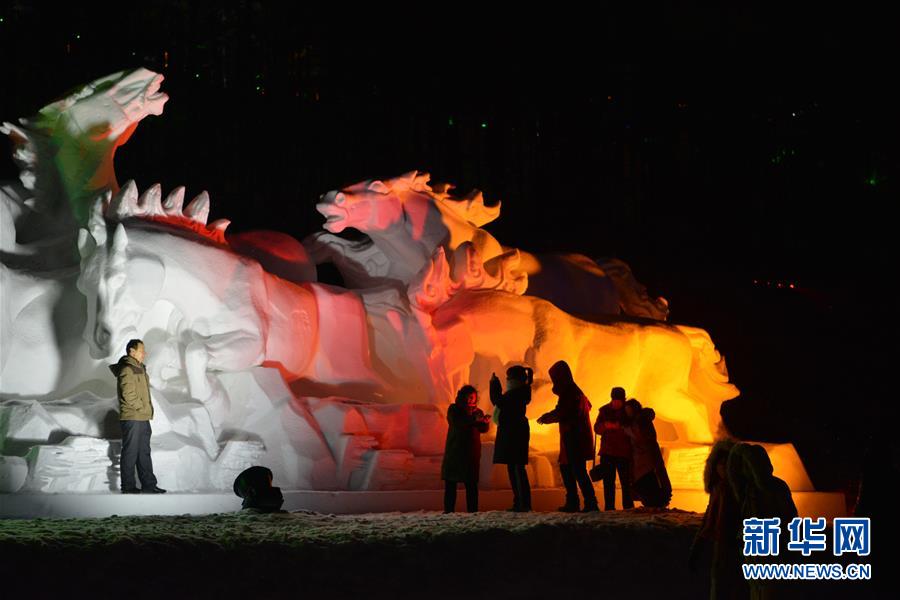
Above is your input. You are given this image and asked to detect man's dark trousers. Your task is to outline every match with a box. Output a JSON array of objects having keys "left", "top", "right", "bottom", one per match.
[
  {"left": 120, "top": 420, "right": 157, "bottom": 490},
  {"left": 600, "top": 454, "right": 634, "bottom": 510}
]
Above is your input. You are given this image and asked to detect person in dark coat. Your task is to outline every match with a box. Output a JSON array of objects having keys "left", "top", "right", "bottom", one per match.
[
  {"left": 727, "top": 443, "right": 798, "bottom": 600},
  {"left": 623, "top": 398, "right": 672, "bottom": 508},
  {"left": 441, "top": 384, "right": 491, "bottom": 513},
  {"left": 490, "top": 365, "right": 533, "bottom": 512},
  {"left": 728, "top": 443, "right": 797, "bottom": 527},
  {"left": 689, "top": 440, "right": 747, "bottom": 600},
  {"left": 537, "top": 360, "right": 599, "bottom": 512},
  {"left": 594, "top": 386, "right": 633, "bottom": 510}
]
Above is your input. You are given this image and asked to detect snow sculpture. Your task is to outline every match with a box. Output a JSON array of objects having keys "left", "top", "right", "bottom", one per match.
[
  {"left": 306, "top": 171, "right": 669, "bottom": 321},
  {"left": 1, "top": 69, "right": 171, "bottom": 399},
  {"left": 406, "top": 248, "right": 735, "bottom": 443},
  {"left": 2, "top": 68, "right": 798, "bottom": 501},
  {"left": 2, "top": 68, "right": 168, "bottom": 230}
]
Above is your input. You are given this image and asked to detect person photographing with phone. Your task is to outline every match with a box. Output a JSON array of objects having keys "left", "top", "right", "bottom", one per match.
[
  {"left": 594, "top": 387, "right": 634, "bottom": 510},
  {"left": 489, "top": 366, "right": 534, "bottom": 512}
]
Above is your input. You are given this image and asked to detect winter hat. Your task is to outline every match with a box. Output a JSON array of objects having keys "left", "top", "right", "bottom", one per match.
[{"left": 506, "top": 365, "right": 534, "bottom": 385}]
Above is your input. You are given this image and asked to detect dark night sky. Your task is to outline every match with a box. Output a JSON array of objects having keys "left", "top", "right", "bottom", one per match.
[{"left": 1, "top": 3, "right": 897, "bottom": 492}]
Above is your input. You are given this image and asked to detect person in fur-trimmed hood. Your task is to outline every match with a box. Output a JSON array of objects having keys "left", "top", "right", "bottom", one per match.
[
  {"left": 728, "top": 443, "right": 797, "bottom": 600},
  {"left": 689, "top": 440, "right": 746, "bottom": 600}
]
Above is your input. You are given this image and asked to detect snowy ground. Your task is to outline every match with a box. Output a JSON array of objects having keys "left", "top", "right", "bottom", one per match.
[{"left": 0, "top": 509, "right": 880, "bottom": 599}]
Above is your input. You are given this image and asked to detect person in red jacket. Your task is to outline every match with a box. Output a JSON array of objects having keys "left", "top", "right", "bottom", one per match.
[
  {"left": 594, "top": 387, "right": 634, "bottom": 510},
  {"left": 537, "top": 360, "right": 599, "bottom": 512}
]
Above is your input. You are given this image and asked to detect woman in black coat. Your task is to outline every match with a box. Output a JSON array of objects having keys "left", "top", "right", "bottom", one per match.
[
  {"left": 441, "top": 384, "right": 491, "bottom": 513},
  {"left": 490, "top": 365, "right": 533, "bottom": 512}
]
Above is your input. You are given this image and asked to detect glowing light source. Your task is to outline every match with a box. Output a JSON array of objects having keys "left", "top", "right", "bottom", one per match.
[
  {"left": 865, "top": 171, "right": 883, "bottom": 187},
  {"left": 481, "top": 122, "right": 487, "bottom": 129}
]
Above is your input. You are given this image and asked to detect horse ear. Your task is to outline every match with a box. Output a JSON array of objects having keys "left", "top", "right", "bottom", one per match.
[
  {"left": 110, "top": 222, "right": 129, "bottom": 270},
  {"left": 411, "top": 171, "right": 432, "bottom": 192},
  {"left": 367, "top": 180, "right": 390, "bottom": 194},
  {"left": 77, "top": 228, "right": 96, "bottom": 259},
  {"left": 87, "top": 191, "right": 109, "bottom": 246}
]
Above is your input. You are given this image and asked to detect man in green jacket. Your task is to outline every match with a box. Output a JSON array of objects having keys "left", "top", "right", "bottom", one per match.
[{"left": 111, "top": 339, "right": 166, "bottom": 494}]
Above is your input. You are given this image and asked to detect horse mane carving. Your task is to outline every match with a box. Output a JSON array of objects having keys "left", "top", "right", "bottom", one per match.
[
  {"left": 381, "top": 170, "right": 501, "bottom": 227},
  {"left": 86, "top": 179, "right": 230, "bottom": 246}
]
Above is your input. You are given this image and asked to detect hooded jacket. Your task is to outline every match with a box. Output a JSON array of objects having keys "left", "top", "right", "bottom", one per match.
[
  {"left": 542, "top": 361, "right": 594, "bottom": 464},
  {"left": 109, "top": 355, "right": 154, "bottom": 421},
  {"left": 727, "top": 443, "right": 798, "bottom": 523}
]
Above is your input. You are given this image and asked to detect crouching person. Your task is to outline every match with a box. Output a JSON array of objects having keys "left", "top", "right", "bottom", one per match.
[{"left": 234, "top": 466, "right": 284, "bottom": 512}]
